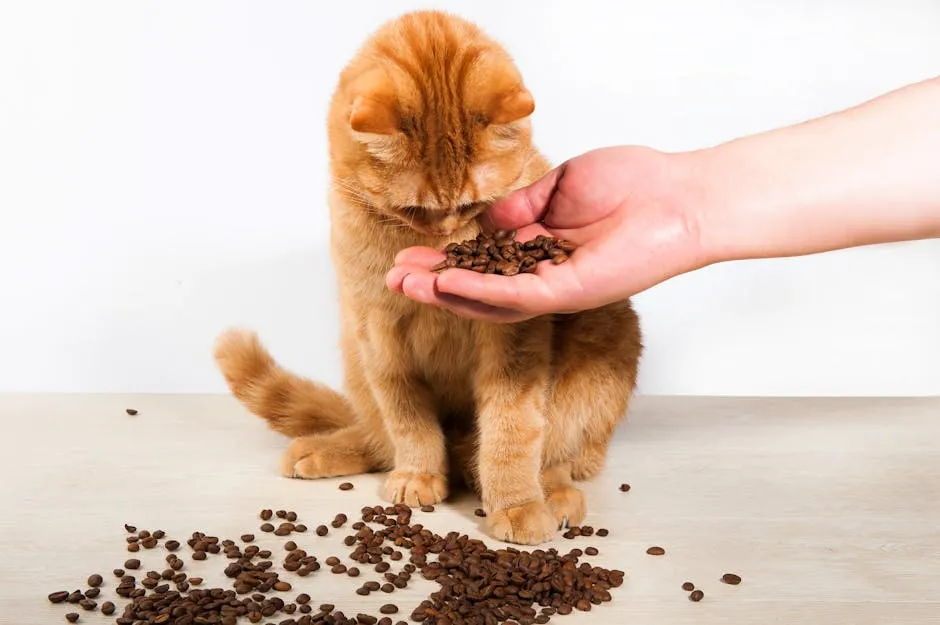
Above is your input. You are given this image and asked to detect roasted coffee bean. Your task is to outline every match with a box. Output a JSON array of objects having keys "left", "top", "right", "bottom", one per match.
[
  {"left": 339, "top": 482, "right": 354, "bottom": 491},
  {"left": 188, "top": 577, "right": 203, "bottom": 585},
  {"left": 584, "top": 546, "right": 599, "bottom": 556},
  {"left": 357, "top": 615, "right": 377, "bottom": 625},
  {"left": 125, "top": 408, "right": 138, "bottom": 415},
  {"left": 67, "top": 590, "right": 83, "bottom": 603},
  {"left": 596, "top": 528, "right": 609, "bottom": 537},
  {"left": 355, "top": 587, "right": 370, "bottom": 596},
  {"left": 473, "top": 508, "right": 486, "bottom": 517},
  {"left": 332, "top": 514, "right": 348, "bottom": 528},
  {"left": 260, "top": 509, "right": 273, "bottom": 520},
  {"left": 123, "top": 523, "right": 136, "bottom": 533},
  {"left": 347, "top": 567, "right": 360, "bottom": 577},
  {"left": 100, "top": 601, "right": 115, "bottom": 615},
  {"left": 274, "top": 581, "right": 292, "bottom": 591},
  {"left": 320, "top": 604, "right": 335, "bottom": 612},
  {"left": 258, "top": 549, "right": 272, "bottom": 558},
  {"left": 192, "top": 550, "right": 207, "bottom": 560},
  {"left": 141, "top": 537, "right": 158, "bottom": 549},
  {"left": 65, "top": 613, "right": 80, "bottom": 622},
  {"left": 85, "top": 574, "right": 102, "bottom": 588},
  {"left": 286, "top": 511, "right": 298, "bottom": 522},
  {"left": 682, "top": 582, "right": 695, "bottom": 591},
  {"left": 78, "top": 599, "right": 96, "bottom": 611},
  {"left": 690, "top": 590, "right": 705, "bottom": 602},
  {"left": 294, "top": 524, "right": 307, "bottom": 533},
  {"left": 124, "top": 558, "right": 140, "bottom": 569},
  {"left": 48, "top": 591, "right": 69, "bottom": 603},
  {"left": 112, "top": 568, "right": 124, "bottom": 577},
  {"left": 646, "top": 546, "right": 666, "bottom": 556},
  {"left": 260, "top": 523, "right": 275, "bottom": 533},
  {"left": 276, "top": 509, "right": 287, "bottom": 519},
  {"left": 84, "top": 588, "right": 100, "bottom": 599},
  {"left": 620, "top": 483, "right": 631, "bottom": 492},
  {"left": 419, "top": 505, "right": 434, "bottom": 512},
  {"left": 722, "top": 573, "right": 742, "bottom": 585},
  {"left": 284, "top": 541, "right": 297, "bottom": 551},
  {"left": 379, "top": 604, "right": 398, "bottom": 614},
  {"left": 381, "top": 583, "right": 395, "bottom": 593},
  {"left": 152, "top": 530, "right": 165, "bottom": 539},
  {"left": 375, "top": 561, "right": 390, "bottom": 573},
  {"left": 331, "top": 564, "right": 347, "bottom": 574},
  {"left": 344, "top": 535, "right": 356, "bottom": 546},
  {"left": 364, "top": 581, "right": 381, "bottom": 592},
  {"left": 126, "top": 542, "right": 139, "bottom": 552},
  {"left": 296, "top": 593, "right": 310, "bottom": 604},
  {"left": 316, "top": 525, "right": 329, "bottom": 536}
]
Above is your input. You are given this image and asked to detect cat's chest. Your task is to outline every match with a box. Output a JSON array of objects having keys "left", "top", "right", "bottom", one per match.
[{"left": 404, "top": 303, "right": 477, "bottom": 379}]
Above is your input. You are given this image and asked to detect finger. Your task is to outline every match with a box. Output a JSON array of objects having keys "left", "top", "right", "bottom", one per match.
[
  {"left": 400, "top": 272, "right": 533, "bottom": 323},
  {"left": 393, "top": 246, "right": 444, "bottom": 266},
  {"left": 483, "top": 162, "right": 568, "bottom": 231},
  {"left": 435, "top": 268, "right": 561, "bottom": 315}
]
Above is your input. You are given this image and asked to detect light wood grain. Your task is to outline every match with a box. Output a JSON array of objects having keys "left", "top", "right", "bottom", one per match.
[{"left": 2, "top": 394, "right": 938, "bottom": 624}]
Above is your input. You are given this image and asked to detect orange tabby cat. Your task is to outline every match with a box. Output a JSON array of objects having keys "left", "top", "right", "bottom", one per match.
[{"left": 214, "top": 10, "right": 642, "bottom": 545}]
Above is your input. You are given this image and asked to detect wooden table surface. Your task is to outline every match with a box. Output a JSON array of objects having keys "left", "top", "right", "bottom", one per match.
[{"left": 2, "top": 394, "right": 938, "bottom": 625}]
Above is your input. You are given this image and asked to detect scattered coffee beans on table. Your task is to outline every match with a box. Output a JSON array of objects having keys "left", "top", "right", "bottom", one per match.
[{"left": 430, "top": 230, "right": 577, "bottom": 276}]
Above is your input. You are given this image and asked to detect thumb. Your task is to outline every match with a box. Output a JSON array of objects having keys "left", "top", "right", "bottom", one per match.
[{"left": 483, "top": 162, "right": 568, "bottom": 231}]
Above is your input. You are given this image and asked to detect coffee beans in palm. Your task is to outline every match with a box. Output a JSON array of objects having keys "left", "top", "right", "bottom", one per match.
[{"left": 431, "top": 230, "right": 577, "bottom": 275}]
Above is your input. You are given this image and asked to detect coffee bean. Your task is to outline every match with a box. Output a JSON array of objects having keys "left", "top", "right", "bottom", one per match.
[
  {"left": 381, "top": 583, "right": 395, "bottom": 593},
  {"left": 331, "top": 564, "right": 347, "bottom": 574},
  {"left": 690, "top": 590, "right": 705, "bottom": 602},
  {"left": 84, "top": 588, "right": 100, "bottom": 599},
  {"left": 380, "top": 604, "right": 398, "bottom": 614},
  {"left": 65, "top": 613, "right": 80, "bottom": 622},
  {"left": 48, "top": 591, "right": 69, "bottom": 603},
  {"left": 274, "top": 581, "right": 292, "bottom": 591},
  {"left": 473, "top": 508, "right": 486, "bottom": 517},
  {"left": 339, "top": 482, "right": 354, "bottom": 491},
  {"left": 620, "top": 483, "right": 631, "bottom": 492},
  {"left": 320, "top": 604, "right": 335, "bottom": 612},
  {"left": 357, "top": 615, "right": 377, "bottom": 625},
  {"left": 355, "top": 587, "right": 370, "bottom": 596},
  {"left": 101, "top": 601, "right": 115, "bottom": 615},
  {"left": 722, "top": 573, "right": 742, "bottom": 585},
  {"left": 125, "top": 408, "right": 138, "bottom": 415},
  {"left": 294, "top": 524, "right": 307, "bottom": 533},
  {"left": 364, "top": 581, "right": 381, "bottom": 591},
  {"left": 260, "top": 509, "right": 273, "bottom": 520},
  {"left": 192, "top": 550, "right": 207, "bottom": 560},
  {"left": 332, "top": 513, "right": 348, "bottom": 528},
  {"left": 126, "top": 543, "right": 139, "bottom": 552},
  {"left": 347, "top": 567, "right": 360, "bottom": 577},
  {"left": 124, "top": 559, "right": 140, "bottom": 569},
  {"left": 296, "top": 593, "right": 310, "bottom": 604},
  {"left": 596, "top": 528, "right": 609, "bottom": 537},
  {"left": 316, "top": 525, "right": 329, "bottom": 536},
  {"left": 682, "top": 582, "right": 695, "bottom": 591},
  {"left": 420, "top": 505, "right": 434, "bottom": 512},
  {"left": 284, "top": 541, "right": 297, "bottom": 551},
  {"left": 188, "top": 577, "right": 203, "bottom": 585},
  {"left": 585, "top": 547, "right": 599, "bottom": 556},
  {"left": 112, "top": 568, "right": 124, "bottom": 577},
  {"left": 260, "top": 523, "right": 275, "bottom": 532},
  {"left": 152, "top": 530, "right": 165, "bottom": 539},
  {"left": 258, "top": 549, "right": 272, "bottom": 558},
  {"left": 646, "top": 546, "right": 665, "bottom": 556},
  {"left": 375, "top": 561, "right": 390, "bottom": 573},
  {"left": 78, "top": 599, "right": 96, "bottom": 611},
  {"left": 165, "top": 539, "right": 180, "bottom": 551},
  {"left": 287, "top": 511, "right": 298, "bottom": 522},
  {"left": 276, "top": 509, "right": 287, "bottom": 519}
]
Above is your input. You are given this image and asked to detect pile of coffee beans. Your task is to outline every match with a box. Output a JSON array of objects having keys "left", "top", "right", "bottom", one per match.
[
  {"left": 431, "top": 231, "right": 576, "bottom": 276},
  {"left": 46, "top": 503, "right": 625, "bottom": 625}
]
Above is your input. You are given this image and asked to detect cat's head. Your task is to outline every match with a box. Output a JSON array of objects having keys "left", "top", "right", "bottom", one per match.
[{"left": 329, "top": 11, "right": 538, "bottom": 237}]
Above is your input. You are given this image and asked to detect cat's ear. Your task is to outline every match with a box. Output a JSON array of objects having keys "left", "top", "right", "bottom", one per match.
[
  {"left": 347, "top": 70, "right": 399, "bottom": 135},
  {"left": 487, "top": 87, "right": 535, "bottom": 125},
  {"left": 349, "top": 95, "right": 399, "bottom": 135}
]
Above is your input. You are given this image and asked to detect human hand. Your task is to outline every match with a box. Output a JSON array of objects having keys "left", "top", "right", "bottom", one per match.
[{"left": 385, "top": 146, "right": 709, "bottom": 322}]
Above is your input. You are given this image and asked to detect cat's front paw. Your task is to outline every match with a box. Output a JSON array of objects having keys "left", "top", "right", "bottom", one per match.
[
  {"left": 546, "top": 486, "right": 586, "bottom": 528},
  {"left": 383, "top": 471, "right": 448, "bottom": 507},
  {"left": 486, "top": 501, "right": 558, "bottom": 545}
]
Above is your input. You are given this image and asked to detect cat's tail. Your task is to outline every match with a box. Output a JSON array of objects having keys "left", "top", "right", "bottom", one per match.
[{"left": 213, "top": 328, "right": 355, "bottom": 437}]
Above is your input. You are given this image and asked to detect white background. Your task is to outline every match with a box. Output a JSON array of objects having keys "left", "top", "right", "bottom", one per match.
[{"left": 1, "top": 0, "right": 938, "bottom": 396}]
